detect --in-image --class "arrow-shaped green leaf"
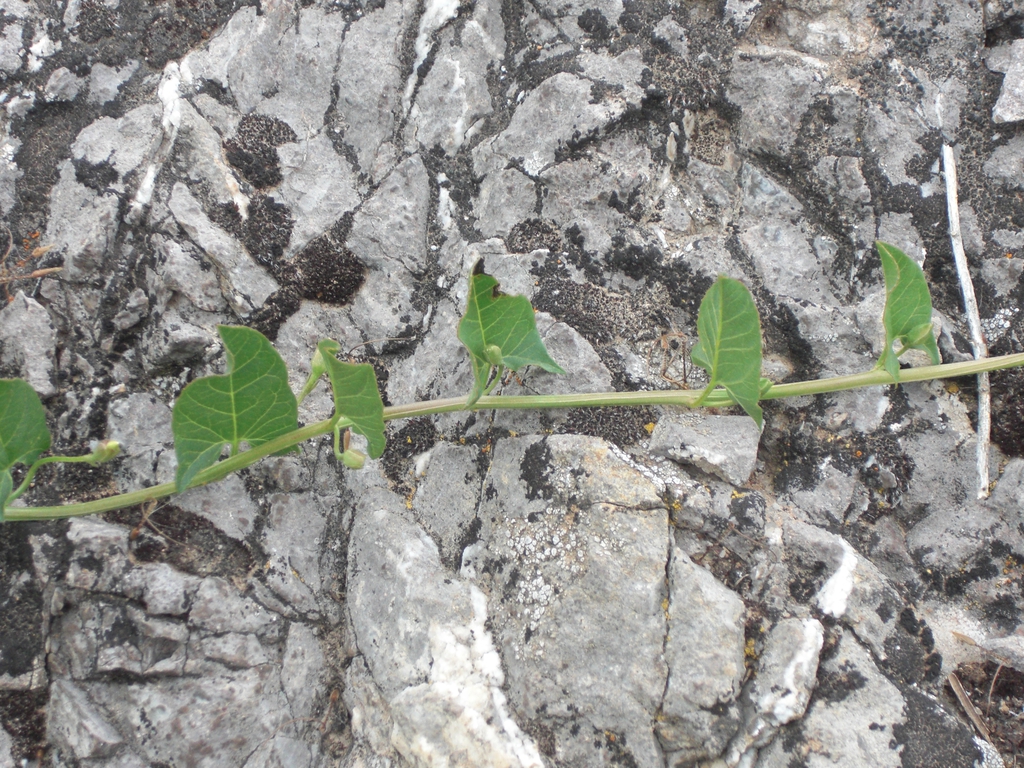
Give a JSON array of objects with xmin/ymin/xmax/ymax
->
[
  {"xmin": 690, "ymin": 275, "xmax": 764, "ymax": 428},
  {"xmin": 0, "ymin": 379, "xmax": 51, "ymax": 517},
  {"xmin": 875, "ymin": 241, "xmax": 940, "ymax": 381},
  {"xmin": 172, "ymin": 325, "xmax": 298, "ymax": 492},
  {"xmin": 458, "ymin": 259, "xmax": 565, "ymax": 405},
  {"xmin": 318, "ymin": 340, "xmax": 386, "ymax": 460}
]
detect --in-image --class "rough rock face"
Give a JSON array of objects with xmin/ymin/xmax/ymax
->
[{"xmin": 1, "ymin": 0, "xmax": 1024, "ymax": 766}]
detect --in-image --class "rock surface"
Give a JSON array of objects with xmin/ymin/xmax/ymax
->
[{"xmin": 0, "ymin": 0, "xmax": 1022, "ymax": 766}]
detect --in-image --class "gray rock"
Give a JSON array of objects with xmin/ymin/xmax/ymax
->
[
  {"xmin": 347, "ymin": 154, "xmax": 430, "ymax": 275},
  {"xmin": 755, "ymin": 630, "xmax": 906, "ymax": 767},
  {"xmin": 106, "ymin": 393, "xmax": 175, "ymax": 490},
  {"xmin": 739, "ymin": 165, "xmax": 836, "ymax": 305},
  {"xmin": 331, "ymin": 0, "xmax": 412, "ymax": 178},
  {"xmin": 725, "ymin": 0, "xmax": 763, "ymax": 32},
  {"xmin": 168, "ymin": 182, "xmax": 279, "ymax": 313},
  {"xmin": 409, "ymin": 3, "xmax": 500, "ymax": 155},
  {"xmin": 139, "ymin": 308, "xmax": 215, "ymax": 371},
  {"xmin": 84, "ymin": 669, "xmax": 292, "ymax": 767},
  {"xmin": 0, "ymin": 291, "xmax": 56, "ymax": 396},
  {"xmin": 862, "ymin": 101, "xmax": 929, "ymax": 188},
  {"xmin": 477, "ymin": 435, "xmax": 669, "ymax": 768},
  {"xmin": 152, "ymin": 236, "xmax": 225, "ymax": 313},
  {"xmin": 653, "ymin": 17, "xmax": 689, "ymax": 58},
  {"xmin": 728, "ymin": 53, "xmax": 823, "ymax": 156},
  {"xmin": 281, "ymin": 622, "xmax": 325, "ymax": 721},
  {"xmin": 275, "ymin": 134, "xmax": 359, "ymax": 257},
  {"xmin": 243, "ymin": 737, "xmax": 314, "ymax": 768},
  {"xmin": 726, "ymin": 618, "xmax": 823, "ymax": 764},
  {"xmin": 994, "ymin": 39, "xmax": 1024, "ymax": 123},
  {"xmin": 260, "ymin": 492, "xmax": 328, "ymax": 615},
  {"xmin": 48, "ymin": 678, "xmax": 124, "ymax": 760},
  {"xmin": 649, "ymin": 412, "xmax": 761, "ymax": 485},
  {"xmin": 122, "ymin": 562, "xmax": 199, "ymax": 617},
  {"xmin": 784, "ymin": 520, "xmax": 903, "ymax": 661},
  {"xmin": 47, "ymin": 161, "xmax": 119, "ymax": 282},
  {"xmin": 348, "ymin": 488, "xmax": 546, "ymax": 766},
  {"xmin": 984, "ymin": 133, "xmax": 1024, "ymax": 189},
  {"xmin": 111, "ymin": 287, "xmax": 149, "ymax": 330},
  {"xmin": 0, "ymin": 727, "xmax": 13, "ymax": 768},
  {"xmin": 540, "ymin": 133, "xmax": 652, "ymax": 257},
  {"xmin": 87, "ymin": 60, "xmax": 139, "ymax": 105},
  {"xmin": 7, "ymin": 0, "xmax": 1024, "ymax": 765},
  {"xmin": 474, "ymin": 72, "xmax": 628, "ymax": 176},
  {"xmin": 185, "ymin": 3, "xmax": 349, "ymax": 136},
  {"xmin": 189, "ymin": 576, "xmax": 283, "ymax": 638},
  {"xmin": 474, "ymin": 167, "xmax": 537, "ymax": 238},
  {"xmin": 659, "ymin": 547, "xmax": 746, "ymax": 761},
  {"xmin": 411, "ymin": 441, "xmax": 485, "ymax": 568},
  {"xmin": 0, "ymin": 23, "xmax": 23, "ymax": 75},
  {"xmin": 43, "ymin": 65, "xmax": 81, "ymax": 102}
]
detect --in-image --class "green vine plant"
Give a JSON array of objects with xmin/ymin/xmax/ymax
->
[{"xmin": 2, "ymin": 242, "xmax": 1023, "ymax": 522}]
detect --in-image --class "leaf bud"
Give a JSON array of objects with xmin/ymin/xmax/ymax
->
[{"xmin": 87, "ymin": 440, "xmax": 121, "ymax": 465}]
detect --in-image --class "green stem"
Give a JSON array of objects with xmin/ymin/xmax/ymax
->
[
  {"xmin": 11, "ymin": 454, "xmax": 99, "ymax": 502},
  {"xmin": 8, "ymin": 352, "xmax": 1024, "ymax": 521}
]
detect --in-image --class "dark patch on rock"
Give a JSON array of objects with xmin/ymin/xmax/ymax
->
[
  {"xmin": 729, "ymin": 492, "xmax": 766, "ymax": 533},
  {"xmin": 989, "ymin": 366, "xmax": 1024, "ymax": 457},
  {"xmin": 918, "ymin": 544, "xmax": 1002, "ymax": 598},
  {"xmin": 105, "ymin": 503, "xmax": 255, "ymax": 579},
  {"xmin": 815, "ymin": 661, "xmax": 868, "ymax": 704},
  {"xmin": 211, "ymin": 193, "xmax": 294, "ymax": 274},
  {"xmin": 883, "ymin": 619, "xmax": 936, "ymax": 686},
  {"xmin": 73, "ymin": 158, "xmax": 119, "ymax": 191},
  {"xmin": 293, "ymin": 236, "xmax": 365, "ymax": 305},
  {"xmin": 693, "ymin": 541, "xmax": 753, "ymax": 593},
  {"xmin": 246, "ymin": 283, "xmax": 302, "ymax": 341},
  {"xmin": 0, "ymin": 689, "xmax": 47, "ymax": 764},
  {"xmin": 520, "ymin": 438, "xmax": 556, "ymax": 501},
  {"xmin": 20, "ymin": 452, "xmax": 119, "ymax": 509},
  {"xmin": 606, "ymin": 237, "xmax": 661, "ymax": 280},
  {"xmin": 381, "ymin": 418, "xmax": 439, "ymax": 487},
  {"xmin": 898, "ymin": 606, "xmax": 920, "ymax": 635},
  {"xmin": 241, "ymin": 194, "xmax": 293, "ymax": 266},
  {"xmin": 507, "ymin": 219, "xmax": 564, "ymax": 254},
  {"xmin": 0, "ymin": 529, "xmax": 44, "ymax": 681},
  {"xmin": 525, "ymin": 718, "xmax": 557, "ymax": 757},
  {"xmin": 557, "ymin": 405, "xmax": 655, "ymax": 447},
  {"xmin": 578, "ymin": 9, "xmax": 613, "ymax": 42},
  {"xmin": 196, "ymin": 77, "xmax": 238, "ymax": 108},
  {"xmin": 532, "ymin": 277, "xmax": 651, "ymax": 347},
  {"xmin": 891, "ymin": 685, "xmax": 982, "ymax": 768},
  {"xmin": 954, "ymin": 660, "xmax": 1024, "ymax": 756},
  {"xmin": 788, "ymin": 560, "xmax": 828, "ymax": 603},
  {"xmin": 984, "ymin": 592, "xmax": 1020, "ymax": 632},
  {"xmin": 598, "ymin": 727, "xmax": 639, "ymax": 768},
  {"xmin": 223, "ymin": 113, "xmax": 297, "ymax": 190}
]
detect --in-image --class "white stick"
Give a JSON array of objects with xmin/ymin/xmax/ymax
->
[{"xmin": 942, "ymin": 144, "xmax": 991, "ymax": 499}]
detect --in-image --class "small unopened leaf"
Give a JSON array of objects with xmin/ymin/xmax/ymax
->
[
  {"xmin": 876, "ymin": 241, "xmax": 940, "ymax": 381},
  {"xmin": 173, "ymin": 326, "xmax": 298, "ymax": 492},
  {"xmin": 690, "ymin": 276, "xmax": 764, "ymax": 428},
  {"xmin": 318, "ymin": 340, "xmax": 386, "ymax": 459},
  {"xmin": 0, "ymin": 379, "xmax": 51, "ymax": 516},
  {"xmin": 458, "ymin": 260, "xmax": 565, "ymax": 405}
]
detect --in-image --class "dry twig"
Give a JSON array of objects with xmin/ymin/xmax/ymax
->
[{"xmin": 942, "ymin": 145, "xmax": 991, "ymax": 499}]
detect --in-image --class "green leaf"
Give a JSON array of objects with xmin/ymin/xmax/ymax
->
[
  {"xmin": 172, "ymin": 325, "xmax": 298, "ymax": 492},
  {"xmin": 875, "ymin": 241, "xmax": 940, "ymax": 381},
  {"xmin": 690, "ymin": 275, "xmax": 764, "ymax": 428},
  {"xmin": 458, "ymin": 259, "xmax": 565, "ymax": 405},
  {"xmin": 0, "ymin": 379, "xmax": 51, "ymax": 516},
  {"xmin": 318, "ymin": 340, "xmax": 386, "ymax": 459}
]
